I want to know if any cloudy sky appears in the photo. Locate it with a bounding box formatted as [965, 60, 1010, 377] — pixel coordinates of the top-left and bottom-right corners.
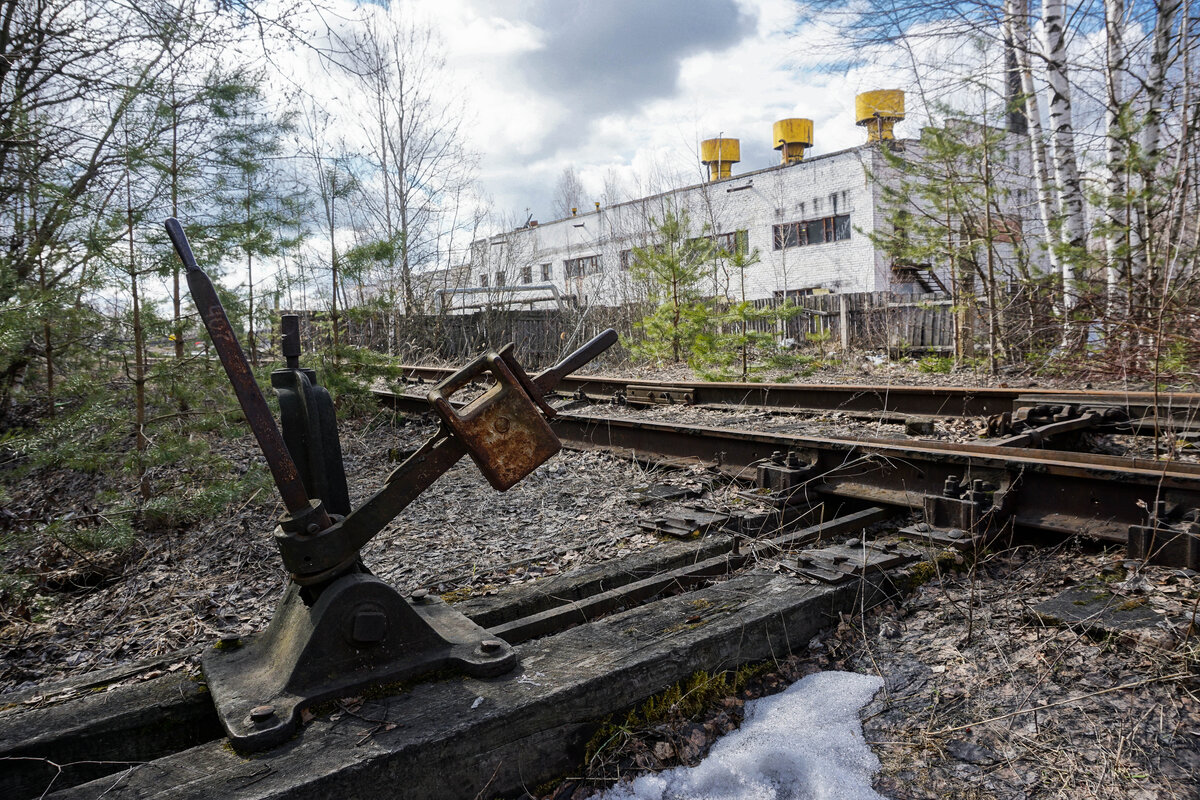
[341, 0, 922, 224]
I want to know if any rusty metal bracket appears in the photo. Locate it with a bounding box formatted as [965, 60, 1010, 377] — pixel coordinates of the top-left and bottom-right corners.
[1128, 500, 1200, 570]
[627, 385, 695, 405]
[792, 538, 920, 584]
[735, 449, 817, 508]
[989, 403, 1129, 448]
[637, 506, 735, 539]
[428, 346, 560, 490]
[895, 471, 1016, 550]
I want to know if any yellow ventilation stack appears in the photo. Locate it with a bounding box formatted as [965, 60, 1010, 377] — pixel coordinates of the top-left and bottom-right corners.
[773, 119, 813, 164]
[855, 90, 906, 141]
[700, 137, 740, 181]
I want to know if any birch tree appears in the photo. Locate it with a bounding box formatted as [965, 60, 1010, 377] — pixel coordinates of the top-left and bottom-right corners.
[1041, 0, 1086, 318]
[1103, 0, 1128, 315]
[1006, 0, 1061, 299]
[1130, 0, 1183, 305]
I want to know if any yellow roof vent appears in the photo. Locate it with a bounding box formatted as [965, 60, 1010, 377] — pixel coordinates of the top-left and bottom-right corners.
[700, 137, 740, 181]
[855, 90, 906, 142]
[773, 118, 813, 164]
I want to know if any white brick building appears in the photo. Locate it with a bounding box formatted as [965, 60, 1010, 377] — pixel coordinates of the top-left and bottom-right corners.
[462, 124, 1042, 310]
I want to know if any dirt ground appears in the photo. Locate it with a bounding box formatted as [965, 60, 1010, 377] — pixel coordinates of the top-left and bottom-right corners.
[1, 360, 1198, 799]
[549, 542, 1199, 800]
[0, 410, 675, 694]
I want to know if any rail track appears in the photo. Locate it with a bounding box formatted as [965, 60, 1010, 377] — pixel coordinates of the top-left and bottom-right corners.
[5, 377, 1198, 799]
[391, 365, 1200, 430]
[377, 384, 1200, 560]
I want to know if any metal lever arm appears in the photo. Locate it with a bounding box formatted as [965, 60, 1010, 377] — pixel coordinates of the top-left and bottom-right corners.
[275, 329, 618, 580]
[165, 218, 333, 533]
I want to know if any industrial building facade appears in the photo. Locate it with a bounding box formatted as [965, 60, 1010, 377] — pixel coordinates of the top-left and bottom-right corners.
[460, 92, 1040, 311]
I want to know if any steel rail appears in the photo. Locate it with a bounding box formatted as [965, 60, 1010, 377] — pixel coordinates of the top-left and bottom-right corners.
[390, 365, 1200, 424]
[376, 390, 1200, 544]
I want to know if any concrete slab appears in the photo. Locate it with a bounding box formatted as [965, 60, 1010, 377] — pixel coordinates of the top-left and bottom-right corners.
[1032, 582, 1164, 639]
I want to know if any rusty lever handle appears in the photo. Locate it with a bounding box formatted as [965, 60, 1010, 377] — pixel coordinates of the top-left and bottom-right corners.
[165, 218, 332, 531]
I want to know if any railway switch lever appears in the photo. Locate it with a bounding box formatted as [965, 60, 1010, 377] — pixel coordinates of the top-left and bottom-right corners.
[165, 218, 617, 751]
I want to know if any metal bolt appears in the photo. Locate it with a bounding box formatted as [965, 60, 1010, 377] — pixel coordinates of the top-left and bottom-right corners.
[250, 705, 275, 723]
[493, 415, 511, 434]
[771, 450, 785, 464]
[480, 639, 503, 654]
[306, 523, 321, 534]
[351, 608, 389, 644]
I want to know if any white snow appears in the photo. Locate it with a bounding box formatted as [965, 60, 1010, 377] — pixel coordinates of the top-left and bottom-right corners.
[597, 670, 891, 800]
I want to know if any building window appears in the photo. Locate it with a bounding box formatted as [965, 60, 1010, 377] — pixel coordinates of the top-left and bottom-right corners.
[714, 230, 749, 256]
[619, 249, 632, 270]
[521, 265, 533, 284]
[564, 254, 600, 278]
[540, 263, 552, 281]
[478, 274, 488, 287]
[495, 271, 506, 287]
[772, 214, 851, 250]
[685, 230, 749, 257]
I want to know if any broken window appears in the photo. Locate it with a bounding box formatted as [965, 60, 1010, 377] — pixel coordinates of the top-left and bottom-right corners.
[540, 263, 552, 281]
[478, 274, 488, 287]
[773, 214, 851, 250]
[564, 254, 600, 278]
[521, 265, 533, 284]
[495, 271, 506, 286]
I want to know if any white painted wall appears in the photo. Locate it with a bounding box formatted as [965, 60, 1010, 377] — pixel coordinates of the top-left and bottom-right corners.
[465, 133, 1044, 309]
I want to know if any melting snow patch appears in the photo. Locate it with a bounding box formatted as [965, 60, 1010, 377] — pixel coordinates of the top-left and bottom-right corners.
[598, 670, 890, 800]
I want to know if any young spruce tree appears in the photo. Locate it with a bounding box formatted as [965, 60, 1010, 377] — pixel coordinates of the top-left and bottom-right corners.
[628, 210, 717, 366]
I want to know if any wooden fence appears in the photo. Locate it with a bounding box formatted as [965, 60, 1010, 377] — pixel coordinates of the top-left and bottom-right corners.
[283, 290, 964, 369]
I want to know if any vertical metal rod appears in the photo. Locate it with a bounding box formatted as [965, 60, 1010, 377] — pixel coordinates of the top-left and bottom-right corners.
[281, 314, 302, 371]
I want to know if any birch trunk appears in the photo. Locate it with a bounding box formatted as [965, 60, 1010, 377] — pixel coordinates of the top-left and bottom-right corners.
[1103, 0, 1127, 315]
[1130, 0, 1182, 294]
[1008, 0, 1061, 294]
[1042, 0, 1086, 316]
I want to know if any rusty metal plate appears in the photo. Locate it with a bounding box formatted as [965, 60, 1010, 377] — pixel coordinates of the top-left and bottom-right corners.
[430, 352, 561, 490]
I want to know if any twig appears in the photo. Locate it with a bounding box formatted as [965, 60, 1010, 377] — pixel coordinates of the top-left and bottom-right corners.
[929, 672, 1190, 735]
